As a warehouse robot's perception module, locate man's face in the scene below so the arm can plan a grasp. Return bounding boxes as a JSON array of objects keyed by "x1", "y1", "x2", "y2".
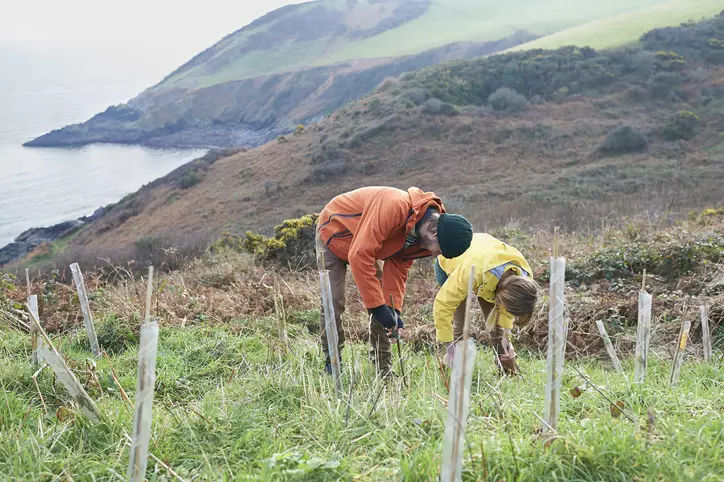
[{"x1": 418, "y1": 217, "x2": 441, "y2": 257}]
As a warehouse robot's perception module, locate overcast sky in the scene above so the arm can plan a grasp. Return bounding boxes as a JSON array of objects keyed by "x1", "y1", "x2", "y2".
[{"x1": 0, "y1": 0, "x2": 306, "y2": 80}]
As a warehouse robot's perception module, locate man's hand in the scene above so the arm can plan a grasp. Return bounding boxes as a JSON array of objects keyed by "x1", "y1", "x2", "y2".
[{"x1": 368, "y1": 305, "x2": 397, "y2": 329}]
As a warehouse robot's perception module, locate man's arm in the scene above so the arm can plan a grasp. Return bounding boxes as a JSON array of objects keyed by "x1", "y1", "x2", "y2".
[
  {"x1": 382, "y1": 256, "x2": 414, "y2": 312},
  {"x1": 348, "y1": 191, "x2": 408, "y2": 310}
]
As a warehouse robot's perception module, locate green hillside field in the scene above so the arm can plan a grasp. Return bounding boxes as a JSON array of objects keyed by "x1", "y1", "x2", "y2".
[
  {"x1": 323, "y1": 0, "x2": 669, "y2": 63},
  {"x1": 159, "y1": 0, "x2": 672, "y2": 90},
  {"x1": 508, "y1": 0, "x2": 723, "y2": 51}
]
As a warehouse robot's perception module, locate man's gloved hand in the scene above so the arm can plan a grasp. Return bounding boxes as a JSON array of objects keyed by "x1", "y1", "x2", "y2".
[
  {"x1": 444, "y1": 342, "x2": 456, "y2": 367},
  {"x1": 368, "y1": 305, "x2": 397, "y2": 329},
  {"x1": 387, "y1": 310, "x2": 406, "y2": 343}
]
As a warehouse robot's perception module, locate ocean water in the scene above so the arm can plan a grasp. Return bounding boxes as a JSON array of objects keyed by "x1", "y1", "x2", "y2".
[{"x1": 0, "y1": 46, "x2": 203, "y2": 247}]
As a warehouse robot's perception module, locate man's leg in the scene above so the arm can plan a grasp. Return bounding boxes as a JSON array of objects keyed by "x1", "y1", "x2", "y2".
[
  {"x1": 369, "y1": 259, "x2": 392, "y2": 375},
  {"x1": 317, "y1": 237, "x2": 346, "y2": 363},
  {"x1": 369, "y1": 315, "x2": 392, "y2": 376}
]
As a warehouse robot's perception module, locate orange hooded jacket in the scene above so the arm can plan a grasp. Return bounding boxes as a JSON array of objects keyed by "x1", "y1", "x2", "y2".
[{"x1": 317, "y1": 186, "x2": 445, "y2": 311}]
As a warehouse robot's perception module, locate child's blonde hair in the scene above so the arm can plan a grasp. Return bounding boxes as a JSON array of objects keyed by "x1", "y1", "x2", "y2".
[{"x1": 487, "y1": 270, "x2": 539, "y2": 329}]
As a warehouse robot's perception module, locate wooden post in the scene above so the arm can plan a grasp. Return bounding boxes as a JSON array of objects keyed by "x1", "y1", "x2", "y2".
[
  {"x1": 70, "y1": 263, "x2": 101, "y2": 357},
  {"x1": 27, "y1": 305, "x2": 102, "y2": 423},
  {"x1": 595, "y1": 320, "x2": 623, "y2": 373},
  {"x1": 26, "y1": 269, "x2": 44, "y2": 366},
  {"x1": 28, "y1": 295, "x2": 45, "y2": 365},
  {"x1": 441, "y1": 266, "x2": 477, "y2": 482},
  {"x1": 634, "y1": 283, "x2": 653, "y2": 384},
  {"x1": 544, "y1": 230, "x2": 566, "y2": 435},
  {"x1": 273, "y1": 275, "x2": 288, "y2": 353},
  {"x1": 319, "y1": 270, "x2": 342, "y2": 394},
  {"x1": 128, "y1": 267, "x2": 160, "y2": 482},
  {"x1": 700, "y1": 305, "x2": 712, "y2": 363},
  {"x1": 669, "y1": 317, "x2": 691, "y2": 387}
]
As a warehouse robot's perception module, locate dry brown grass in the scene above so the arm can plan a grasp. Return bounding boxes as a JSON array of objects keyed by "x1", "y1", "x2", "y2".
[{"x1": 8, "y1": 211, "x2": 721, "y2": 364}]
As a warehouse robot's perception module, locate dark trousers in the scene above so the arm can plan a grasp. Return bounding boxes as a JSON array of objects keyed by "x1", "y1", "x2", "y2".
[{"x1": 317, "y1": 235, "x2": 390, "y2": 372}]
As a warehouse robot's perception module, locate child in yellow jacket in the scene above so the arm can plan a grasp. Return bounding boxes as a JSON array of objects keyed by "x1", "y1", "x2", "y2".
[{"x1": 433, "y1": 233, "x2": 539, "y2": 374}]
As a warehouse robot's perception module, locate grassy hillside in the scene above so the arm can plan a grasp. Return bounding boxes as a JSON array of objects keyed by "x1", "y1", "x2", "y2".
[
  {"x1": 509, "y1": 0, "x2": 724, "y2": 51},
  {"x1": 1, "y1": 208, "x2": 722, "y2": 479},
  {"x1": 158, "y1": 0, "x2": 670, "y2": 89},
  {"x1": 324, "y1": 0, "x2": 668, "y2": 63},
  {"x1": 17, "y1": 13, "x2": 724, "y2": 270},
  {"x1": 26, "y1": 0, "x2": 682, "y2": 149}
]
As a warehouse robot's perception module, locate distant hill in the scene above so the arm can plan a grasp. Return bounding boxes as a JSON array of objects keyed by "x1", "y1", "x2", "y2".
[
  {"x1": 9, "y1": 12, "x2": 724, "y2": 271},
  {"x1": 25, "y1": 0, "x2": 679, "y2": 149}
]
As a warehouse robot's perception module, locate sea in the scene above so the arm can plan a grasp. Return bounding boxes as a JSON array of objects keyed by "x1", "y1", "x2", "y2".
[{"x1": 0, "y1": 45, "x2": 204, "y2": 247}]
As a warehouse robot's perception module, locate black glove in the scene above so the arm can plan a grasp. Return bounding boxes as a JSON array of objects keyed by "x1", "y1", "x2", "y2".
[
  {"x1": 394, "y1": 310, "x2": 404, "y2": 329},
  {"x1": 368, "y1": 305, "x2": 397, "y2": 329}
]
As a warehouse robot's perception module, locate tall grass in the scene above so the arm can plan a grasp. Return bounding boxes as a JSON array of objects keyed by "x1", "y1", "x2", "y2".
[{"x1": 1, "y1": 321, "x2": 721, "y2": 481}]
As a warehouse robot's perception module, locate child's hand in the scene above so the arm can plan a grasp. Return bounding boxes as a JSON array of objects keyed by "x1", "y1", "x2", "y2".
[{"x1": 444, "y1": 343, "x2": 456, "y2": 367}]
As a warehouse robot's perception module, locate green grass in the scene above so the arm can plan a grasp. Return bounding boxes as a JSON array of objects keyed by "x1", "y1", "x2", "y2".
[
  {"x1": 2, "y1": 319, "x2": 722, "y2": 481},
  {"x1": 508, "y1": 0, "x2": 723, "y2": 51},
  {"x1": 161, "y1": 0, "x2": 674, "y2": 89},
  {"x1": 321, "y1": 0, "x2": 669, "y2": 63}
]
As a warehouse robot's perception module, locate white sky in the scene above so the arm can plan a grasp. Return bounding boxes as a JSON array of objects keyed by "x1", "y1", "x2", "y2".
[{"x1": 0, "y1": 1, "x2": 306, "y2": 79}]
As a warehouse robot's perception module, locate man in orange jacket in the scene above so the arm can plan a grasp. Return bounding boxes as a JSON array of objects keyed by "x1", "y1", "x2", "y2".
[{"x1": 316, "y1": 186, "x2": 473, "y2": 376}]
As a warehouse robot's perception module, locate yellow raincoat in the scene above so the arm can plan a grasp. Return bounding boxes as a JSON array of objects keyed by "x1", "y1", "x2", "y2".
[{"x1": 434, "y1": 233, "x2": 533, "y2": 343}]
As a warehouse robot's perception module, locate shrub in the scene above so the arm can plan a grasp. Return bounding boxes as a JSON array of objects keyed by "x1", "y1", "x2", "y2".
[
  {"x1": 421, "y1": 98, "x2": 457, "y2": 116},
  {"x1": 179, "y1": 171, "x2": 202, "y2": 189},
  {"x1": 653, "y1": 51, "x2": 687, "y2": 71},
  {"x1": 212, "y1": 214, "x2": 319, "y2": 269},
  {"x1": 663, "y1": 111, "x2": 700, "y2": 141},
  {"x1": 647, "y1": 72, "x2": 683, "y2": 99},
  {"x1": 401, "y1": 88, "x2": 429, "y2": 106},
  {"x1": 488, "y1": 87, "x2": 529, "y2": 113},
  {"x1": 623, "y1": 85, "x2": 649, "y2": 103},
  {"x1": 598, "y1": 126, "x2": 648, "y2": 156},
  {"x1": 134, "y1": 236, "x2": 162, "y2": 262}
]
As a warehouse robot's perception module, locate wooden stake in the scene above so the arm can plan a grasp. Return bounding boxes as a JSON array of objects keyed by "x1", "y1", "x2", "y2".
[
  {"x1": 273, "y1": 274, "x2": 289, "y2": 354},
  {"x1": 319, "y1": 270, "x2": 342, "y2": 395},
  {"x1": 144, "y1": 266, "x2": 154, "y2": 323},
  {"x1": 700, "y1": 305, "x2": 712, "y2": 363},
  {"x1": 669, "y1": 317, "x2": 691, "y2": 387},
  {"x1": 595, "y1": 320, "x2": 624, "y2": 373},
  {"x1": 641, "y1": 269, "x2": 647, "y2": 293},
  {"x1": 553, "y1": 227, "x2": 560, "y2": 258},
  {"x1": 103, "y1": 351, "x2": 134, "y2": 410},
  {"x1": 26, "y1": 305, "x2": 103, "y2": 423},
  {"x1": 441, "y1": 266, "x2": 477, "y2": 482},
  {"x1": 70, "y1": 263, "x2": 101, "y2": 357},
  {"x1": 28, "y1": 295, "x2": 43, "y2": 366},
  {"x1": 544, "y1": 253, "x2": 566, "y2": 434},
  {"x1": 390, "y1": 295, "x2": 406, "y2": 388},
  {"x1": 634, "y1": 289, "x2": 653, "y2": 384}
]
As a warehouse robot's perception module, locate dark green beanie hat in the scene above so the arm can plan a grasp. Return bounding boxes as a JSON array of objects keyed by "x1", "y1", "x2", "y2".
[{"x1": 437, "y1": 213, "x2": 473, "y2": 258}]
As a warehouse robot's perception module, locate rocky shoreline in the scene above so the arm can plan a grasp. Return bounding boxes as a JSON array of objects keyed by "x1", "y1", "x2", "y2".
[{"x1": 0, "y1": 209, "x2": 105, "y2": 267}]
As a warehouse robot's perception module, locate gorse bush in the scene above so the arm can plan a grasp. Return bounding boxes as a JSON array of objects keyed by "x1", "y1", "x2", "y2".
[
  {"x1": 212, "y1": 214, "x2": 318, "y2": 269},
  {"x1": 598, "y1": 126, "x2": 648, "y2": 156},
  {"x1": 179, "y1": 171, "x2": 202, "y2": 189},
  {"x1": 663, "y1": 110, "x2": 700, "y2": 141},
  {"x1": 488, "y1": 87, "x2": 529, "y2": 113}
]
